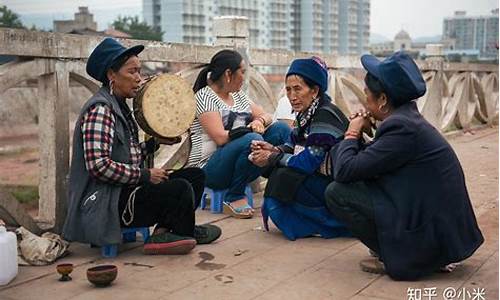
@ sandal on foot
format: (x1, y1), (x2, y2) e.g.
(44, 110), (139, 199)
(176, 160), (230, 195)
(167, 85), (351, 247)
(359, 258), (386, 275)
(223, 202), (253, 219)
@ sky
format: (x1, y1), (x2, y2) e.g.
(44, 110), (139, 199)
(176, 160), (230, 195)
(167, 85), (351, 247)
(2, 0), (499, 39)
(371, 0), (498, 40)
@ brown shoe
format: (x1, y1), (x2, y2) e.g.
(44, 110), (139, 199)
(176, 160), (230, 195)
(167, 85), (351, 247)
(359, 258), (386, 275)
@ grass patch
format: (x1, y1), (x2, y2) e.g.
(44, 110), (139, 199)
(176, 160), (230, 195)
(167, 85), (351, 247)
(2, 185), (39, 205)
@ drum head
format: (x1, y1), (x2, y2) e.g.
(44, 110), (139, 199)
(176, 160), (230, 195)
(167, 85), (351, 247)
(136, 74), (195, 138)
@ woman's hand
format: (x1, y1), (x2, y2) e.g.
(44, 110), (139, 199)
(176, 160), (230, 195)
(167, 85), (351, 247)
(349, 116), (373, 134)
(346, 109), (374, 139)
(249, 149), (271, 167)
(250, 140), (277, 152)
(349, 109), (371, 121)
(248, 119), (265, 134)
(149, 168), (168, 184)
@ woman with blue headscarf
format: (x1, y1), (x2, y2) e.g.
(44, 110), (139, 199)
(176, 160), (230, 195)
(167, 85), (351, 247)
(250, 57), (351, 241)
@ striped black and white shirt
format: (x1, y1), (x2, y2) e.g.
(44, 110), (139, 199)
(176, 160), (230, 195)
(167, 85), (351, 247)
(187, 86), (252, 168)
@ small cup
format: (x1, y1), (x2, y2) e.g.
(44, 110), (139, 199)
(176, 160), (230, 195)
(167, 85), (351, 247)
(56, 263), (74, 282)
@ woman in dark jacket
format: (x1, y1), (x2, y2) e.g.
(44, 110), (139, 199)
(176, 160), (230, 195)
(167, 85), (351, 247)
(62, 38), (221, 255)
(250, 57), (351, 241)
(325, 51), (484, 280)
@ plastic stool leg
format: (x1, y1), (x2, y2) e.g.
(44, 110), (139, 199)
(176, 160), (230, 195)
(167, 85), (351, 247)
(101, 244), (118, 258)
(200, 188), (210, 210)
(138, 227), (150, 242)
(210, 189), (224, 213)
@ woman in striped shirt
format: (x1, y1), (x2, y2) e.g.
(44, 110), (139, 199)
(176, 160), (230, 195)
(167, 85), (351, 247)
(188, 50), (291, 219)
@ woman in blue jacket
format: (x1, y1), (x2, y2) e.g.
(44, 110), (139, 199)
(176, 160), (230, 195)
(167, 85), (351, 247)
(250, 57), (351, 241)
(325, 51), (484, 280)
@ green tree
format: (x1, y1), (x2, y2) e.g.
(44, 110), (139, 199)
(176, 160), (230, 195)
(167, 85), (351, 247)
(0, 5), (24, 29)
(112, 16), (163, 41)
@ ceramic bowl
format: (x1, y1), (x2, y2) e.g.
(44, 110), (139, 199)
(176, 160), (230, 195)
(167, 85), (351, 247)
(56, 263), (74, 281)
(86, 265), (118, 287)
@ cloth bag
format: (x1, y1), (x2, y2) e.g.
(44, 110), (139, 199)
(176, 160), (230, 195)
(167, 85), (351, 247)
(16, 227), (69, 266)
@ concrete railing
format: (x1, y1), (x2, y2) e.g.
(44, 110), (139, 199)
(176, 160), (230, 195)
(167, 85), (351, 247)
(0, 17), (498, 231)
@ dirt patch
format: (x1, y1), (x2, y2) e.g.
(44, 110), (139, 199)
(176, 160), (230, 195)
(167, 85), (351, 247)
(0, 148), (39, 186)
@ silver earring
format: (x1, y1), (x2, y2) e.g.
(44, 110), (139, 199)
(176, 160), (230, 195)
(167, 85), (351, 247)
(109, 80), (114, 96)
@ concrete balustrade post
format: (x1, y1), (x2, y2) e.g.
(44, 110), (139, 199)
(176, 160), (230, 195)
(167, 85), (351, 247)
(212, 16), (264, 192)
(213, 16), (250, 92)
(37, 59), (70, 232)
(425, 44), (445, 70)
(421, 44), (447, 129)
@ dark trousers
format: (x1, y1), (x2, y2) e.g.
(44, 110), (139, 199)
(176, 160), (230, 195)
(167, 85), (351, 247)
(325, 181), (380, 254)
(119, 167), (205, 237)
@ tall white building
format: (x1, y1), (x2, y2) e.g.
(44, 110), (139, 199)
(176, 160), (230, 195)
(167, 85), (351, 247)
(337, 0), (370, 54)
(443, 9), (499, 59)
(143, 0), (370, 55)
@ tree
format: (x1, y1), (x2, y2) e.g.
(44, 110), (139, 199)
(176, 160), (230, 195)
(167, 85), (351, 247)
(0, 5), (24, 29)
(112, 16), (163, 41)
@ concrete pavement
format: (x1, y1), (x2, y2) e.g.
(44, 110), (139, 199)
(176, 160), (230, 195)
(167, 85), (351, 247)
(1, 127), (498, 300)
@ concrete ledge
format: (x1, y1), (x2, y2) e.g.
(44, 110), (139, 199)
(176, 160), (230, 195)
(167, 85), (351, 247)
(0, 28), (497, 71)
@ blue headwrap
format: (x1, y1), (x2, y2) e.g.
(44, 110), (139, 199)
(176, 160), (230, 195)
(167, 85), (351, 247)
(286, 57), (329, 92)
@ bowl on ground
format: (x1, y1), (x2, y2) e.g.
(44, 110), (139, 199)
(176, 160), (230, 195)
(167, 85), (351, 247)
(86, 265), (118, 287)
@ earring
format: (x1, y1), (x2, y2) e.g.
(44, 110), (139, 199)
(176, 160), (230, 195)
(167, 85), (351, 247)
(109, 80), (114, 96)
(378, 104), (389, 114)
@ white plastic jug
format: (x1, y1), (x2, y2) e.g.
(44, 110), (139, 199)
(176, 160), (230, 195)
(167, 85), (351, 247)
(0, 225), (18, 286)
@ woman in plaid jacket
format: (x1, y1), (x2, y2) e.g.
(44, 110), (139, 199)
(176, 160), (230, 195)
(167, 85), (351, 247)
(63, 38), (221, 255)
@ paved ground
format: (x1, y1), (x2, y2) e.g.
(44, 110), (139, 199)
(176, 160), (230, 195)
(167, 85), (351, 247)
(1, 127), (498, 300)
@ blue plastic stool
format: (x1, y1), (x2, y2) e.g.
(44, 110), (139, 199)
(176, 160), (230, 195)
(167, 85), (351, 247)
(101, 227), (150, 258)
(200, 185), (254, 213)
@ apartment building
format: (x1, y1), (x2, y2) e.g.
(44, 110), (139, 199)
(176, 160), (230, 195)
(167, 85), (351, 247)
(143, 0), (370, 55)
(443, 9), (499, 59)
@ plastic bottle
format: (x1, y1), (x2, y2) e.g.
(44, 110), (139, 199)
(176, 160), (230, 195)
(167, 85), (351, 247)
(0, 225), (18, 286)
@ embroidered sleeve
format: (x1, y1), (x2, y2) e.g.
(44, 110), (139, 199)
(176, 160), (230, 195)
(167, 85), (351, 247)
(279, 145), (327, 175)
(278, 108), (347, 174)
(82, 104), (142, 185)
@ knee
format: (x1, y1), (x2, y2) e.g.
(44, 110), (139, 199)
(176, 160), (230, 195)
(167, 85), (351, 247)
(265, 121), (292, 144)
(187, 167), (206, 184)
(239, 132), (264, 145)
(325, 182), (348, 212)
(177, 179), (196, 207)
(271, 121), (293, 134)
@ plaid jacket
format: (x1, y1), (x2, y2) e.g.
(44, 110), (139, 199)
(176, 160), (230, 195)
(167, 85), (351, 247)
(81, 103), (151, 185)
